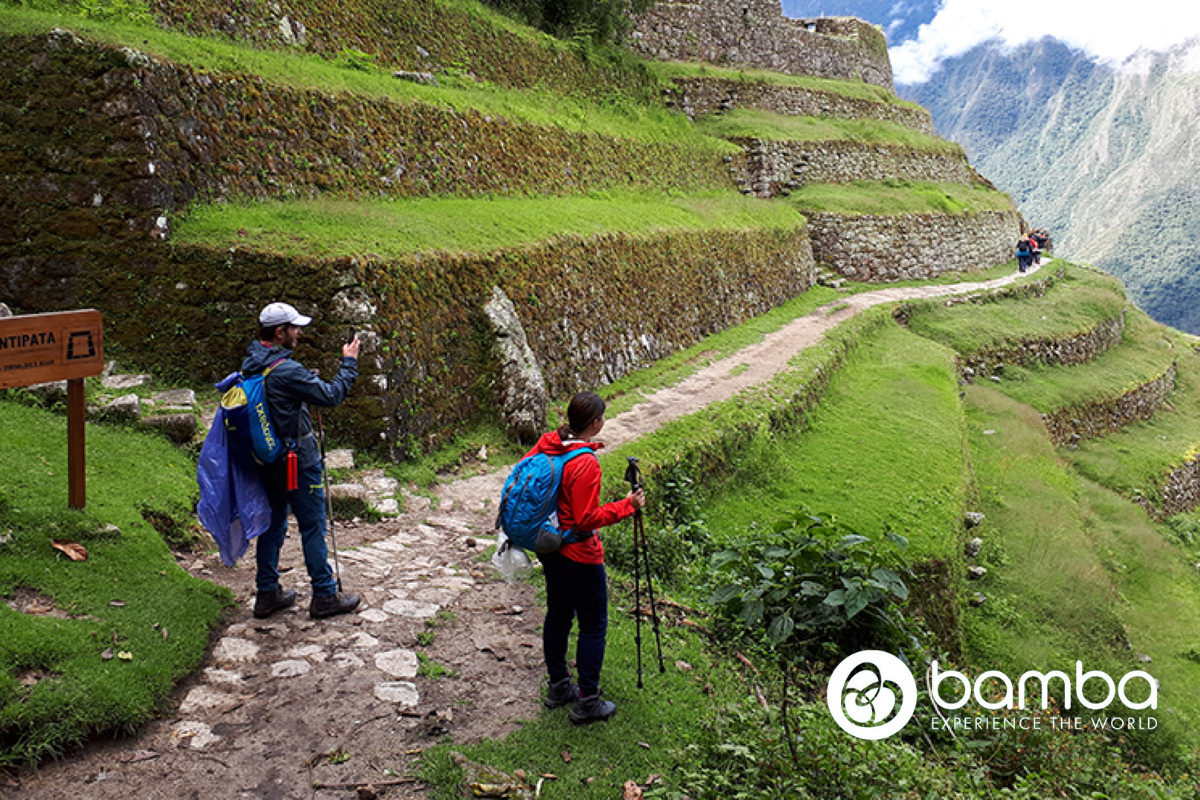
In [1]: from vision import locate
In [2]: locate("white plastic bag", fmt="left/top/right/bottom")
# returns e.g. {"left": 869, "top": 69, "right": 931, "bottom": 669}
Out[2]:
{"left": 492, "top": 529, "right": 533, "bottom": 583}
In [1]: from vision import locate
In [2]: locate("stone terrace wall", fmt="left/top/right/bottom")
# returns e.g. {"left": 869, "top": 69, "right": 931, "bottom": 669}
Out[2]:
{"left": 805, "top": 210, "right": 1021, "bottom": 282}
{"left": 11, "top": 223, "right": 813, "bottom": 457}
{"left": 665, "top": 77, "right": 934, "bottom": 134}
{"left": 733, "top": 139, "right": 974, "bottom": 196}
{"left": 959, "top": 312, "right": 1126, "bottom": 377}
{"left": 0, "top": 32, "right": 732, "bottom": 288}
{"left": 630, "top": 1, "right": 894, "bottom": 91}
{"left": 1156, "top": 454, "right": 1200, "bottom": 518}
{"left": 1041, "top": 364, "right": 1177, "bottom": 448}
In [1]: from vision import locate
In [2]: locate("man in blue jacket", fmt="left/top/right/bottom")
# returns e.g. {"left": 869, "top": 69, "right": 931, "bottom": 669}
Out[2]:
{"left": 244, "top": 302, "right": 361, "bottom": 619}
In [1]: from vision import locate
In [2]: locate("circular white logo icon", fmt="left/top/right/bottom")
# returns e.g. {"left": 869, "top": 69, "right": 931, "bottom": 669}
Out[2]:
{"left": 827, "top": 650, "right": 918, "bottom": 740}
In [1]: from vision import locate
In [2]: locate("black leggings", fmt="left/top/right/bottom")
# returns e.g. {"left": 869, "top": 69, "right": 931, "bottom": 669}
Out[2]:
{"left": 538, "top": 551, "right": 609, "bottom": 696}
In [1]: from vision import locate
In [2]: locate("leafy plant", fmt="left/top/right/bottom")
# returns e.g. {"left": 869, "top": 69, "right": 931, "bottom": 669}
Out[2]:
{"left": 707, "top": 507, "right": 913, "bottom": 660}
{"left": 75, "top": 0, "right": 151, "bottom": 23}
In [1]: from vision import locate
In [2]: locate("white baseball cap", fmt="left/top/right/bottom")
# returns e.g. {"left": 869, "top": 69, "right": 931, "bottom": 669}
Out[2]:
{"left": 259, "top": 302, "right": 312, "bottom": 327}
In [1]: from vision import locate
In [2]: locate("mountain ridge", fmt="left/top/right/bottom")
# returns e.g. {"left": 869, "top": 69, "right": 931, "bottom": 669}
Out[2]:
{"left": 901, "top": 35, "right": 1200, "bottom": 334}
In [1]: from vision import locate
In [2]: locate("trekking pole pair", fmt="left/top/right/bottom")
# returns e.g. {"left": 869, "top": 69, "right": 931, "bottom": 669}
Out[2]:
{"left": 624, "top": 457, "right": 665, "bottom": 688}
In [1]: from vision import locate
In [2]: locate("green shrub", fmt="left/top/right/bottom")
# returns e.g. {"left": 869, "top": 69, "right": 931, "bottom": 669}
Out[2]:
{"left": 707, "top": 507, "right": 913, "bottom": 662}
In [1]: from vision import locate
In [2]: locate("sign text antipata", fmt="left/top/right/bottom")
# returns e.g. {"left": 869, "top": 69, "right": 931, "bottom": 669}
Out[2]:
{"left": 0, "top": 310, "right": 104, "bottom": 389}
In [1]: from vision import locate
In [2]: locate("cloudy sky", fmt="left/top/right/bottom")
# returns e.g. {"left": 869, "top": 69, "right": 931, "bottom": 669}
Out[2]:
{"left": 780, "top": 0, "right": 1200, "bottom": 83}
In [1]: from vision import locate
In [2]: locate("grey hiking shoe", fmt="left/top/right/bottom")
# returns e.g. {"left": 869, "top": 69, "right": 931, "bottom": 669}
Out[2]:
{"left": 544, "top": 677, "right": 577, "bottom": 709}
{"left": 569, "top": 693, "right": 616, "bottom": 725}
{"left": 253, "top": 588, "right": 296, "bottom": 619}
{"left": 309, "top": 592, "right": 361, "bottom": 619}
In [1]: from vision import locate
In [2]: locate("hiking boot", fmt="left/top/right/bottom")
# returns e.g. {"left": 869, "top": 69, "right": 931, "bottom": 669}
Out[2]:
{"left": 252, "top": 588, "right": 296, "bottom": 619}
{"left": 569, "top": 693, "right": 617, "bottom": 725}
{"left": 309, "top": 592, "right": 361, "bottom": 619}
{"left": 544, "top": 677, "right": 577, "bottom": 710}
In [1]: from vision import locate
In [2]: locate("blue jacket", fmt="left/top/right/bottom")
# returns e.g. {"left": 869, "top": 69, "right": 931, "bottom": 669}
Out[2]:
{"left": 241, "top": 340, "right": 358, "bottom": 470}
{"left": 197, "top": 376, "right": 273, "bottom": 566}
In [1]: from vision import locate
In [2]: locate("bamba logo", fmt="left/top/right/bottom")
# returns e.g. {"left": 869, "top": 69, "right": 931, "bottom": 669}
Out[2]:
{"left": 828, "top": 651, "right": 1158, "bottom": 740}
{"left": 827, "top": 650, "right": 918, "bottom": 740}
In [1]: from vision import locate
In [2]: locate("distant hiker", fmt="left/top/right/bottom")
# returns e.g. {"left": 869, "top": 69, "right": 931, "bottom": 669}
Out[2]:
{"left": 244, "top": 302, "right": 362, "bottom": 620}
{"left": 528, "top": 391, "right": 646, "bottom": 724}
{"left": 1031, "top": 230, "right": 1050, "bottom": 263}
{"left": 1016, "top": 236, "right": 1034, "bottom": 273}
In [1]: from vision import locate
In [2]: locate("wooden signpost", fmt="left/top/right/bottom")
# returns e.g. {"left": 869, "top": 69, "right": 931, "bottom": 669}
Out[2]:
{"left": 0, "top": 310, "right": 105, "bottom": 509}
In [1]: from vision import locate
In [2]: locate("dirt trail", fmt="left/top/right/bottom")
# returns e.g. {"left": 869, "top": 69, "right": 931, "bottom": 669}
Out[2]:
{"left": 7, "top": 265, "right": 1038, "bottom": 800}
{"left": 439, "top": 264, "right": 1040, "bottom": 514}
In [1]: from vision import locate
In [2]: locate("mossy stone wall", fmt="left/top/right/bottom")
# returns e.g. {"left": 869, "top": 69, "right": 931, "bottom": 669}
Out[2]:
{"left": 149, "top": 0, "right": 662, "bottom": 100}
{"left": 805, "top": 210, "right": 1022, "bottom": 281}
{"left": 734, "top": 138, "right": 975, "bottom": 196}
{"left": 24, "top": 224, "right": 812, "bottom": 456}
{"left": 958, "top": 313, "right": 1126, "bottom": 377}
{"left": 1041, "top": 364, "right": 1177, "bottom": 447}
{"left": 0, "top": 31, "right": 733, "bottom": 286}
{"left": 1155, "top": 454, "right": 1200, "bottom": 518}
{"left": 630, "top": 1, "right": 893, "bottom": 90}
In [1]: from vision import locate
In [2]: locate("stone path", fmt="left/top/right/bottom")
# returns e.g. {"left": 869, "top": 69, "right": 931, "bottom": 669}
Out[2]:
{"left": 14, "top": 505, "right": 540, "bottom": 799}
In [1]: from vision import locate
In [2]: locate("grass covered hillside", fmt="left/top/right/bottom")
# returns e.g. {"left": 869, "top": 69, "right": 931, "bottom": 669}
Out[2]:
{"left": 406, "top": 261, "right": 1200, "bottom": 798}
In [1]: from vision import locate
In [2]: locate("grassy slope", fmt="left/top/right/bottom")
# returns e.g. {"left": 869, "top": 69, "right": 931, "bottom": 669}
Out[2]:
{"left": 0, "top": 400, "right": 229, "bottom": 764}
{"left": 991, "top": 309, "right": 1177, "bottom": 414}
{"left": 905, "top": 267, "right": 1128, "bottom": 355}
{"left": 786, "top": 180, "right": 1015, "bottom": 216}
{"left": 702, "top": 320, "right": 967, "bottom": 564}
{"left": 696, "top": 108, "right": 963, "bottom": 152}
{"left": 645, "top": 60, "right": 924, "bottom": 108}
{"left": 963, "top": 384, "right": 1200, "bottom": 752}
{"left": 1069, "top": 349, "right": 1200, "bottom": 508}
{"left": 0, "top": 7, "right": 723, "bottom": 150}
{"left": 172, "top": 191, "right": 806, "bottom": 258}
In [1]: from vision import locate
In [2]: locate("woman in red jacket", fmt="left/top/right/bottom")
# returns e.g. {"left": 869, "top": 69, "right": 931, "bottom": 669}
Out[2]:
{"left": 527, "top": 391, "right": 645, "bottom": 724}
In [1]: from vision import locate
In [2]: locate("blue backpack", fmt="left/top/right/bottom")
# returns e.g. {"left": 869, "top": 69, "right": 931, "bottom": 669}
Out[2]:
{"left": 219, "top": 357, "right": 288, "bottom": 467}
{"left": 496, "top": 448, "right": 595, "bottom": 554}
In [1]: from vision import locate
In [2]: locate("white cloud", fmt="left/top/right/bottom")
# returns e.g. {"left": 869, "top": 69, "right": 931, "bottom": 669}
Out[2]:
{"left": 891, "top": 0, "right": 1200, "bottom": 84}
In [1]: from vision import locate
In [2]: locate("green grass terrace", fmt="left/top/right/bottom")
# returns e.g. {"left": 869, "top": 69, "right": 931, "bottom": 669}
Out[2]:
{"left": 785, "top": 179, "right": 1016, "bottom": 217}
{"left": 171, "top": 190, "right": 807, "bottom": 258}
{"left": 644, "top": 60, "right": 925, "bottom": 110}
{"left": 695, "top": 109, "right": 963, "bottom": 153}
{"left": 0, "top": 6, "right": 734, "bottom": 152}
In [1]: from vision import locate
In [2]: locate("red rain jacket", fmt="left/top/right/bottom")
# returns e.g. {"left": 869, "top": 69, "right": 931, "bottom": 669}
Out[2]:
{"left": 524, "top": 431, "right": 637, "bottom": 565}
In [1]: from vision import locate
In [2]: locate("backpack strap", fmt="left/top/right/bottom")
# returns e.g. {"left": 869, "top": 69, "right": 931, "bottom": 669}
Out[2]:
{"left": 554, "top": 447, "right": 595, "bottom": 542}
{"left": 243, "top": 355, "right": 289, "bottom": 379}
{"left": 557, "top": 447, "right": 596, "bottom": 465}
{"left": 262, "top": 355, "right": 289, "bottom": 377}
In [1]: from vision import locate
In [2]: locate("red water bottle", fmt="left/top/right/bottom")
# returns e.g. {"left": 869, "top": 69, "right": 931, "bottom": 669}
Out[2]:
{"left": 286, "top": 450, "right": 298, "bottom": 491}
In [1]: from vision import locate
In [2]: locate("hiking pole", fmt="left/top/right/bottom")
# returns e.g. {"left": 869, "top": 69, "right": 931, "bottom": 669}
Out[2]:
{"left": 634, "top": 489, "right": 666, "bottom": 676}
{"left": 315, "top": 407, "right": 344, "bottom": 592}
{"left": 625, "top": 457, "right": 645, "bottom": 688}
{"left": 625, "top": 458, "right": 666, "bottom": 684}
{"left": 640, "top": 512, "right": 666, "bottom": 675}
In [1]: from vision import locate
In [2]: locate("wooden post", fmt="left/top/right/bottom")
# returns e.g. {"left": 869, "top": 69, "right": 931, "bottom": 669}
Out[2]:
{"left": 0, "top": 310, "right": 104, "bottom": 510}
{"left": 68, "top": 377, "right": 86, "bottom": 509}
